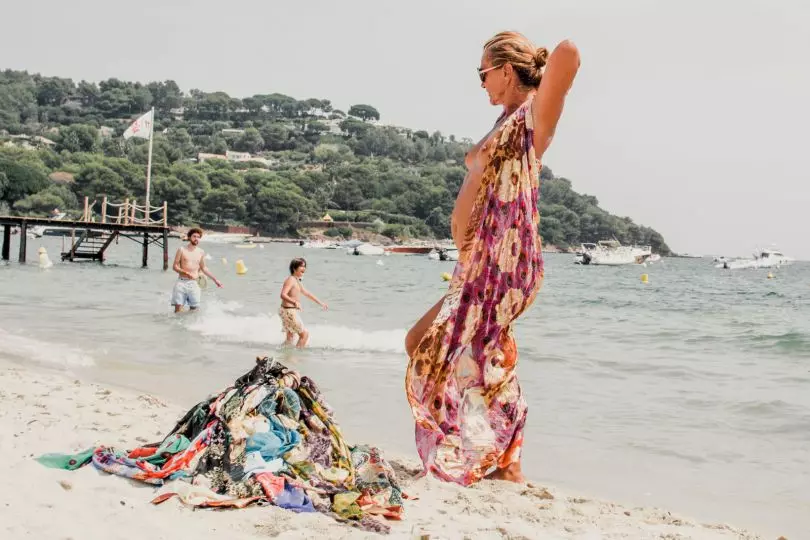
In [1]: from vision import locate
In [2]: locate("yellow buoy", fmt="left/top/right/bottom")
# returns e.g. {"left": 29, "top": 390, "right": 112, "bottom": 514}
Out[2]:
{"left": 236, "top": 259, "right": 248, "bottom": 275}
{"left": 767, "top": 272, "right": 774, "bottom": 279}
{"left": 441, "top": 272, "right": 451, "bottom": 281}
{"left": 221, "top": 257, "right": 228, "bottom": 265}
{"left": 641, "top": 273, "right": 649, "bottom": 284}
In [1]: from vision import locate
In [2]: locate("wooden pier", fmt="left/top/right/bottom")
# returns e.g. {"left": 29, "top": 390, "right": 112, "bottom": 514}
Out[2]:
{"left": 0, "top": 197, "right": 171, "bottom": 269}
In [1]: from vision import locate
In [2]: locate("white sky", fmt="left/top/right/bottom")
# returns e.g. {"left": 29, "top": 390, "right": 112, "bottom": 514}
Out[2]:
{"left": 2, "top": 0, "right": 808, "bottom": 258}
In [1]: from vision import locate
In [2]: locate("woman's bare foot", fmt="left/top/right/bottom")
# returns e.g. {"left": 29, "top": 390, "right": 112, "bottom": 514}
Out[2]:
{"left": 485, "top": 462, "right": 526, "bottom": 483}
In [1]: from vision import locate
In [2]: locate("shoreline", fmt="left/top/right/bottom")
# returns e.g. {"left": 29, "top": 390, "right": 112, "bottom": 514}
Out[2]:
{"left": 0, "top": 359, "right": 765, "bottom": 539}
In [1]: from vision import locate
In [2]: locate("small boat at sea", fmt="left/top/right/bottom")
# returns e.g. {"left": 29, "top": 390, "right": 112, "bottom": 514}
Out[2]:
{"left": 574, "top": 240, "right": 652, "bottom": 266}
{"left": 427, "top": 248, "right": 458, "bottom": 261}
{"left": 385, "top": 245, "right": 434, "bottom": 255}
{"left": 715, "top": 248, "right": 794, "bottom": 269}
{"left": 302, "top": 240, "right": 340, "bottom": 249}
{"left": 352, "top": 243, "right": 386, "bottom": 256}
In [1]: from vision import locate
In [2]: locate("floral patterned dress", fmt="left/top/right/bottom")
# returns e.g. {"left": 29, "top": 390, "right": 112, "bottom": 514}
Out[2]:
{"left": 405, "top": 98, "right": 544, "bottom": 486}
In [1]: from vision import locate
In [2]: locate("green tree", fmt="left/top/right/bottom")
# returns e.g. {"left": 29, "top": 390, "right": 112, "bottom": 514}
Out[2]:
{"left": 0, "top": 149, "right": 49, "bottom": 204}
{"left": 73, "top": 163, "right": 128, "bottom": 200}
{"left": 13, "top": 184, "right": 78, "bottom": 215}
{"left": 35, "top": 76, "right": 74, "bottom": 106}
{"left": 201, "top": 186, "right": 245, "bottom": 223}
{"left": 260, "top": 123, "right": 291, "bottom": 151}
{"left": 167, "top": 128, "right": 195, "bottom": 158}
{"left": 171, "top": 164, "right": 211, "bottom": 200}
{"left": 251, "top": 184, "right": 314, "bottom": 234}
{"left": 58, "top": 124, "right": 100, "bottom": 153}
{"left": 152, "top": 175, "right": 197, "bottom": 224}
{"left": 234, "top": 127, "right": 264, "bottom": 154}
{"left": 348, "top": 104, "right": 380, "bottom": 122}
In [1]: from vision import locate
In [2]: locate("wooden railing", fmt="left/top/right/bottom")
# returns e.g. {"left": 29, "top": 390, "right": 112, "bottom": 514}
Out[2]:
{"left": 79, "top": 196, "right": 168, "bottom": 227}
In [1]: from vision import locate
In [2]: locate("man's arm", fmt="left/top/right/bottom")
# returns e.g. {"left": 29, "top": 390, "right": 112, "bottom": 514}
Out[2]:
{"left": 199, "top": 254, "right": 223, "bottom": 287}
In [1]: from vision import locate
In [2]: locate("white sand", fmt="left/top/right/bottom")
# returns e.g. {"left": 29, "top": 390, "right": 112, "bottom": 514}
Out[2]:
{"left": 0, "top": 363, "right": 765, "bottom": 540}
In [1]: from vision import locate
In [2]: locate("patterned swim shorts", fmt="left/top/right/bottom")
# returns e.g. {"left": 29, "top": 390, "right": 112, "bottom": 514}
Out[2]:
{"left": 279, "top": 306, "right": 304, "bottom": 334}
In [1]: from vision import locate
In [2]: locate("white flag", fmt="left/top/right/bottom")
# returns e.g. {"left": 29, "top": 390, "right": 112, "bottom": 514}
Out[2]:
{"left": 123, "top": 109, "right": 154, "bottom": 140}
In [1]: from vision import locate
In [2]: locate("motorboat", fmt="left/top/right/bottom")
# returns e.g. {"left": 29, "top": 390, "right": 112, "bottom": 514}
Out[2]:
{"left": 574, "top": 240, "right": 635, "bottom": 266}
{"left": 352, "top": 243, "right": 386, "bottom": 256}
{"left": 715, "top": 248, "right": 794, "bottom": 269}
{"left": 574, "top": 240, "right": 655, "bottom": 265}
{"left": 427, "top": 247, "right": 458, "bottom": 261}
{"left": 302, "top": 240, "right": 340, "bottom": 249}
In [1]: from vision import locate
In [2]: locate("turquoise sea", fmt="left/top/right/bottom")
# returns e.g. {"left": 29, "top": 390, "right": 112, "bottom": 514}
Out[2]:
{"left": 1, "top": 236, "right": 808, "bottom": 538}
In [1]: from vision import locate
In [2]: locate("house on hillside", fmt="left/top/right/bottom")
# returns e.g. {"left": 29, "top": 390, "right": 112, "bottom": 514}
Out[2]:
{"left": 197, "top": 151, "right": 277, "bottom": 168}
{"left": 5, "top": 134, "right": 57, "bottom": 150}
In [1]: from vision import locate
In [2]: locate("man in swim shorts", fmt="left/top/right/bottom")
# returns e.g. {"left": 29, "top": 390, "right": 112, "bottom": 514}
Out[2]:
{"left": 171, "top": 228, "right": 222, "bottom": 313}
{"left": 279, "top": 257, "right": 327, "bottom": 348}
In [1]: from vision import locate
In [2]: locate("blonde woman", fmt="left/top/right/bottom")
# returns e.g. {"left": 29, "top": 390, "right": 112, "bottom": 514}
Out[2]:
{"left": 405, "top": 32, "right": 580, "bottom": 485}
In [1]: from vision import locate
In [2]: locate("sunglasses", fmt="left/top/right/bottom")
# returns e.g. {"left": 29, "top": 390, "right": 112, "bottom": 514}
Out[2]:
{"left": 477, "top": 64, "right": 503, "bottom": 83}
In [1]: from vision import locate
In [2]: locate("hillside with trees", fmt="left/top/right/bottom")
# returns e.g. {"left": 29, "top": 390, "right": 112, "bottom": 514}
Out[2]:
{"left": 0, "top": 70, "right": 670, "bottom": 253}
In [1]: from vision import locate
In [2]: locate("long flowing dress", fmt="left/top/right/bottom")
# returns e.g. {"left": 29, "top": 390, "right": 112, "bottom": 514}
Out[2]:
{"left": 405, "top": 98, "right": 544, "bottom": 486}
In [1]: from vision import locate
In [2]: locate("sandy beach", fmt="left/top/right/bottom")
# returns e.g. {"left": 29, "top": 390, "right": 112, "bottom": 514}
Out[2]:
{"left": 0, "top": 361, "right": 766, "bottom": 540}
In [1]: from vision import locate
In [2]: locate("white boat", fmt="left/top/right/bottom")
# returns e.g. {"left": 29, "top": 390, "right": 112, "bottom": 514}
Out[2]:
{"left": 574, "top": 240, "right": 634, "bottom": 266}
{"left": 631, "top": 245, "right": 652, "bottom": 262}
{"left": 302, "top": 240, "right": 340, "bottom": 249}
{"left": 352, "top": 243, "right": 386, "bottom": 256}
{"left": 574, "top": 240, "right": 655, "bottom": 265}
{"left": 716, "top": 248, "right": 794, "bottom": 270}
{"left": 28, "top": 212, "right": 69, "bottom": 238}
{"left": 427, "top": 247, "right": 458, "bottom": 261}
{"left": 441, "top": 248, "right": 459, "bottom": 261}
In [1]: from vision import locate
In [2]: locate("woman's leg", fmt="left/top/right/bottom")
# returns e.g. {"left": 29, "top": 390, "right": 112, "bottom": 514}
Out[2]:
{"left": 405, "top": 296, "right": 445, "bottom": 358}
{"left": 485, "top": 462, "right": 525, "bottom": 483}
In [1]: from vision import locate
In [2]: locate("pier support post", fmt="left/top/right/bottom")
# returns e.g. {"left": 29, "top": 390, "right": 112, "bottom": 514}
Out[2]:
{"left": 2, "top": 225, "right": 10, "bottom": 261}
{"left": 162, "top": 229, "right": 169, "bottom": 271}
{"left": 18, "top": 222, "right": 27, "bottom": 263}
{"left": 142, "top": 232, "right": 149, "bottom": 268}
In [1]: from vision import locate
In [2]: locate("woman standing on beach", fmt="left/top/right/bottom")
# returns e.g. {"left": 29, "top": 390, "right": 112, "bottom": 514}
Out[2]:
{"left": 405, "top": 32, "right": 580, "bottom": 485}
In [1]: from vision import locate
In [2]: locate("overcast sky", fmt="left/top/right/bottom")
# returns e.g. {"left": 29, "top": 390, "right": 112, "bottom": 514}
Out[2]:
{"left": 2, "top": 0, "right": 808, "bottom": 258}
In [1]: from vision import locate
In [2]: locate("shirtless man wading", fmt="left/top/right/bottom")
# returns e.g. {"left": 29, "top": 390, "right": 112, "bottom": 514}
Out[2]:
{"left": 171, "top": 228, "right": 222, "bottom": 313}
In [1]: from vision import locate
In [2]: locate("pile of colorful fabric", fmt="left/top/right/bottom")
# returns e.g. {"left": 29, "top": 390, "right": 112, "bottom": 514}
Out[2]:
{"left": 36, "top": 357, "right": 404, "bottom": 534}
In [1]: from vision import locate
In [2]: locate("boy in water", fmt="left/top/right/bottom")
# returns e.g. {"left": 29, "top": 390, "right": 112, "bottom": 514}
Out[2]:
{"left": 279, "top": 258, "right": 327, "bottom": 348}
{"left": 171, "top": 228, "right": 222, "bottom": 313}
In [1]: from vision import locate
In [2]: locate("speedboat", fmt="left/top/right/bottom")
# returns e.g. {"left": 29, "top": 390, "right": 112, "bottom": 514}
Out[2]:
{"left": 427, "top": 247, "right": 458, "bottom": 261}
{"left": 574, "top": 240, "right": 637, "bottom": 266}
{"left": 716, "top": 248, "right": 794, "bottom": 269}
{"left": 352, "top": 243, "right": 386, "bottom": 256}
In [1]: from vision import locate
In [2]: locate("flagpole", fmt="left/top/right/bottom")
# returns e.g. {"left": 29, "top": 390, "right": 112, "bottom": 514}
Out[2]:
{"left": 144, "top": 107, "right": 155, "bottom": 223}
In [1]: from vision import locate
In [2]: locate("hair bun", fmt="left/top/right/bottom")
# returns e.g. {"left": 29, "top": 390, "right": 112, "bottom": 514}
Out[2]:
{"left": 534, "top": 47, "right": 549, "bottom": 68}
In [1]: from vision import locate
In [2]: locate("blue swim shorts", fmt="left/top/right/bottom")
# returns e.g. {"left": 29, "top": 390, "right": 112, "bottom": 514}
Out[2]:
{"left": 171, "top": 279, "right": 202, "bottom": 309}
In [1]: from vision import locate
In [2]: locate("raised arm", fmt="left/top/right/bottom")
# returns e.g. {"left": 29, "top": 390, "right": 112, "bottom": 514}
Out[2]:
{"left": 533, "top": 40, "right": 580, "bottom": 159}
